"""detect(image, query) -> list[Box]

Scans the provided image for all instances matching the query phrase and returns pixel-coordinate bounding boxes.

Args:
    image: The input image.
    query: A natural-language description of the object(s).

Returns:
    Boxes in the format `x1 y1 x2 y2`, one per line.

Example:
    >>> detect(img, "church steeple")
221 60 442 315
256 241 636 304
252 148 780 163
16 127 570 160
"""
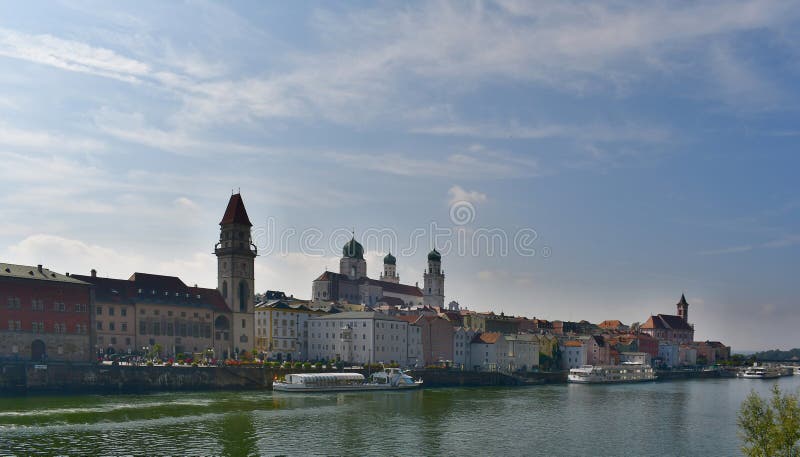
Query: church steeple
215 193 256 355
677 293 689 322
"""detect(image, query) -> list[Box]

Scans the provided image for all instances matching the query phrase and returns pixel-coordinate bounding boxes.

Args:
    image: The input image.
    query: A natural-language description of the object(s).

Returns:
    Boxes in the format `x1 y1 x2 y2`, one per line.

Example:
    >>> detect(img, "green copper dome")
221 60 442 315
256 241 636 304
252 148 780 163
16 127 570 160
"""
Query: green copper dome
383 252 396 265
342 237 364 259
427 248 441 262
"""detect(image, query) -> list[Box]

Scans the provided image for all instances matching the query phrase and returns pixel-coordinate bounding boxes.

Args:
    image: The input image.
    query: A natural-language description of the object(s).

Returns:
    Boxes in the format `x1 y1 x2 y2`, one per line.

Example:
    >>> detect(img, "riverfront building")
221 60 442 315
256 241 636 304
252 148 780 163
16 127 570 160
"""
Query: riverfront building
0 263 92 361
469 332 539 372
308 311 422 367
254 292 326 361
640 294 695 344
74 271 230 357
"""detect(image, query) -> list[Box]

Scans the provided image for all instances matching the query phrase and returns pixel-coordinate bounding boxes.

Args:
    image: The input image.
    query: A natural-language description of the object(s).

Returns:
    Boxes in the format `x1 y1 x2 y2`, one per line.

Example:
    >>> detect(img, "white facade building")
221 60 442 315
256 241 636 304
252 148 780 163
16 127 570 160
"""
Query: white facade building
308 312 417 367
561 341 587 370
453 327 475 369
469 332 540 372
658 342 680 368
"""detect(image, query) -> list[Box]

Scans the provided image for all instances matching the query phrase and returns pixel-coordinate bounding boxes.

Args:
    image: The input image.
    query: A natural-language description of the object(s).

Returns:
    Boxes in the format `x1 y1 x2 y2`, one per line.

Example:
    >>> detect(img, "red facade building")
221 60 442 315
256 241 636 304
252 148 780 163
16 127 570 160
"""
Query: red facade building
0 263 93 361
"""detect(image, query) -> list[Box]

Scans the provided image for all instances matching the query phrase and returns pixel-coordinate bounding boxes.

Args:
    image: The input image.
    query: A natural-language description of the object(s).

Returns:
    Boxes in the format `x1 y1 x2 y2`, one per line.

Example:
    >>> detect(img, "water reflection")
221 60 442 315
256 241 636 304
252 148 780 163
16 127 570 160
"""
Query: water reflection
0 376 798 456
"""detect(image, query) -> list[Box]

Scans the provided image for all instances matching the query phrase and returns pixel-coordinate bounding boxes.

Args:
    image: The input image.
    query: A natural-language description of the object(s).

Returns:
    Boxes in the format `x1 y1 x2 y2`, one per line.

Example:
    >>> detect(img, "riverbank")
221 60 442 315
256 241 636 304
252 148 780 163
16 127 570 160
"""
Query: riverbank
1 362 728 394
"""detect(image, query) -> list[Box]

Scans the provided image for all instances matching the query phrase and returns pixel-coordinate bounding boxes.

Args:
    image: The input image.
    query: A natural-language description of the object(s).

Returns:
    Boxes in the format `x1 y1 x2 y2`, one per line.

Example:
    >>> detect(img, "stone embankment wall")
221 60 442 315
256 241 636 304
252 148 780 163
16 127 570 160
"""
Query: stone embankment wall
0 363 566 393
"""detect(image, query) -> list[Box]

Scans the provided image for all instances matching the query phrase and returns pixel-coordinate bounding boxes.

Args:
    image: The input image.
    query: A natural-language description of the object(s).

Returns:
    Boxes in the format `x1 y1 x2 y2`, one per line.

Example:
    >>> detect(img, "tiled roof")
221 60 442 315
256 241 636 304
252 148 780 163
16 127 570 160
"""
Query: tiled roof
472 332 502 344
641 314 693 331
219 193 252 226
564 340 584 348
312 271 423 297
598 319 625 329
312 311 404 321
72 275 136 303
78 272 230 313
0 263 89 285
592 335 606 347
396 315 422 324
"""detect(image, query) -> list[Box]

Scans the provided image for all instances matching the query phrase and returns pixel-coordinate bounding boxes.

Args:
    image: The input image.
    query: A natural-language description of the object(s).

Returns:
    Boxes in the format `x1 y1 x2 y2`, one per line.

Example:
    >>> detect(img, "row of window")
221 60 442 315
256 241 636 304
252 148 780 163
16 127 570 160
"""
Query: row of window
138 321 212 339
6 320 87 334
96 321 128 332
6 297 88 313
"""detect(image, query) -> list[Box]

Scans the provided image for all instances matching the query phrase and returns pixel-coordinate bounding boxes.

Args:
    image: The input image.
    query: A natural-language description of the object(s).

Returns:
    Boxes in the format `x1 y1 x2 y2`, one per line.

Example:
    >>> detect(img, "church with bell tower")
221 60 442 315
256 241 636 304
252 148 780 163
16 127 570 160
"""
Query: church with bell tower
215 193 256 355
423 248 445 308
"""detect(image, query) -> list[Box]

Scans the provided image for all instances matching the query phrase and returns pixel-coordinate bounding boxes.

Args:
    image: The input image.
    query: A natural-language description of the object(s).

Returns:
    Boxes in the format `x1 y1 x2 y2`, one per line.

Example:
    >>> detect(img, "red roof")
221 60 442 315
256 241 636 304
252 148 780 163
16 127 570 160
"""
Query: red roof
641 314 693 331
396 315 422 324
472 332 502 344
220 193 252 226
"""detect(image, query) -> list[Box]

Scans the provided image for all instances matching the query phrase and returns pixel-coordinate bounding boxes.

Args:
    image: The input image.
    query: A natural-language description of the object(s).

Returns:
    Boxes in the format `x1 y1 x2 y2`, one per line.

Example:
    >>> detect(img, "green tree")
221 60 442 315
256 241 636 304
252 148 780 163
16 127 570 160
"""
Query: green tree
738 385 800 457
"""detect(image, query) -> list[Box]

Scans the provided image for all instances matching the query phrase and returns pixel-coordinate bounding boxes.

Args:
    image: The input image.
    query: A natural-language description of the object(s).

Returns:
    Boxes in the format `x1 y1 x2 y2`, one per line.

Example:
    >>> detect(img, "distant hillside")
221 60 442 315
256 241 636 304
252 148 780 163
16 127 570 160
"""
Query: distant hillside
752 348 800 361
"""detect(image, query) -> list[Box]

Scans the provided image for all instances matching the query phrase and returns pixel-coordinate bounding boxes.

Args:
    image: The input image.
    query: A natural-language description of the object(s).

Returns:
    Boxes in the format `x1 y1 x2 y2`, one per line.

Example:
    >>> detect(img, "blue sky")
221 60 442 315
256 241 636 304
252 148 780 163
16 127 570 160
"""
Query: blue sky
1 1 799 351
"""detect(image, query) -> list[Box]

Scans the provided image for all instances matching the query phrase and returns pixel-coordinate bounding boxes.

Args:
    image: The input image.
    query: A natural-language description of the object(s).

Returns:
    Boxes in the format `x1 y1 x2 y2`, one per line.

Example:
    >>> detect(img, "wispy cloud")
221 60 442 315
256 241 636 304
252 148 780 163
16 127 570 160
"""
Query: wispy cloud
698 245 754 256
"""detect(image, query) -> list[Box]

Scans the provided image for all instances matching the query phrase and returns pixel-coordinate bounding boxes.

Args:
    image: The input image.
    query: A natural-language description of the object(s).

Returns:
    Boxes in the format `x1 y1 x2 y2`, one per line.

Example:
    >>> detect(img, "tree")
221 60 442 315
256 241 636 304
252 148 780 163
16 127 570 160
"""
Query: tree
738 385 800 457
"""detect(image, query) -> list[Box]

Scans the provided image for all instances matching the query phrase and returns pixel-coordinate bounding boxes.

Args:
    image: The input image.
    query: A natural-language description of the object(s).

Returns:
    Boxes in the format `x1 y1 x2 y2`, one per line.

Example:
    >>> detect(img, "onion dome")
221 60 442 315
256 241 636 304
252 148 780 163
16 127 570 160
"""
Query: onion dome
342 237 364 259
427 248 441 262
383 252 396 265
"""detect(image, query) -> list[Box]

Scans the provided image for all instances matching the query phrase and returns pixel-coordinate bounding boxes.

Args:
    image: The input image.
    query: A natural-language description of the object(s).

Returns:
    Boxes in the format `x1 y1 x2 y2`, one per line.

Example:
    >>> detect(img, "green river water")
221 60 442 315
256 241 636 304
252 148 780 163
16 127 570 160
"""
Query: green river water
1 375 798 456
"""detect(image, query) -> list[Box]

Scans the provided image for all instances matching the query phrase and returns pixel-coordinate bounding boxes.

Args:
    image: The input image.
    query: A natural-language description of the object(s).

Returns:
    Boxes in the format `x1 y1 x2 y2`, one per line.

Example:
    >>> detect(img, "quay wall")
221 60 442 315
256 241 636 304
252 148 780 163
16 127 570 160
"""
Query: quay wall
1 363 723 394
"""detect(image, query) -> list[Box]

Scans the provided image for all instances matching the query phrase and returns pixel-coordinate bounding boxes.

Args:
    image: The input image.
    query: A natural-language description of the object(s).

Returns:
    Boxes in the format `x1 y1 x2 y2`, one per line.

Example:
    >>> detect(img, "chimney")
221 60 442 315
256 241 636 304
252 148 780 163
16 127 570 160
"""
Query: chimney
37 264 43 273
91 269 97 278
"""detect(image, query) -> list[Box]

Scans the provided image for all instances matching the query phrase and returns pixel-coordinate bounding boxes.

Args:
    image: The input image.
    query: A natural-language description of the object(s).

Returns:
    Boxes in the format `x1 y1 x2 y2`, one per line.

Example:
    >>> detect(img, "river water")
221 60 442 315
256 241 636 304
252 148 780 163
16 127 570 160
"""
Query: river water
1 375 799 456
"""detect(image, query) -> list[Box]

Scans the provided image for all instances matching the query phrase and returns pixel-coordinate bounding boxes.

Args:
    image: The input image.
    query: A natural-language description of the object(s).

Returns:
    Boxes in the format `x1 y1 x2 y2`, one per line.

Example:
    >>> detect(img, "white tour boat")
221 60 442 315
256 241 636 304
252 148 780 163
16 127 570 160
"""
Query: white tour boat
740 364 781 379
272 368 423 392
568 363 657 384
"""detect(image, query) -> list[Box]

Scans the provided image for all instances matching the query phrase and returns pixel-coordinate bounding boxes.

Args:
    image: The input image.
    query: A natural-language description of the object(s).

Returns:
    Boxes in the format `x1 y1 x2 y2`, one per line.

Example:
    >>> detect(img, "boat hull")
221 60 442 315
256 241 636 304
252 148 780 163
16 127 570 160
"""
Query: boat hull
273 381 423 392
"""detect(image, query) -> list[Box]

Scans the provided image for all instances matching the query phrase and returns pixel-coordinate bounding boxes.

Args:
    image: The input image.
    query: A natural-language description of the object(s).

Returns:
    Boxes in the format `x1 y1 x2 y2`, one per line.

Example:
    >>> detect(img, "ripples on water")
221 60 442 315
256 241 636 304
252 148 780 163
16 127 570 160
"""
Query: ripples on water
1 376 798 456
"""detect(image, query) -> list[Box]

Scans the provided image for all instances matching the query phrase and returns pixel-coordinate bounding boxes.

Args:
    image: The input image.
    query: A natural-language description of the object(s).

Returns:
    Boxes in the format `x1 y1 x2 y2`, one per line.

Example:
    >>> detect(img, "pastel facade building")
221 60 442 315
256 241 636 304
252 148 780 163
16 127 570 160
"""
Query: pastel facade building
0 264 92 362
586 335 611 366
561 340 587 369
254 296 325 361
658 341 680 368
470 332 540 372
308 312 416 367
453 326 476 369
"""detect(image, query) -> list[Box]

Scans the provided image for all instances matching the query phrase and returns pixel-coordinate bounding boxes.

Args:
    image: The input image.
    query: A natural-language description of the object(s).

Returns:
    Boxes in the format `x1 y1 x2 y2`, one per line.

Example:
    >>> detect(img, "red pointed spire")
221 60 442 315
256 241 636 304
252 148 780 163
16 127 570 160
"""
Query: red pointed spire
219 193 252 226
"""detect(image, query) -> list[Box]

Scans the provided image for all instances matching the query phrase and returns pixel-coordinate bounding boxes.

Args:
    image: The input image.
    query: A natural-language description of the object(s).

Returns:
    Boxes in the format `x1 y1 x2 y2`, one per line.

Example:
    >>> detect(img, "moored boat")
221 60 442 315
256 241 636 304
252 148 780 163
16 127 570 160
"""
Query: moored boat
740 364 781 379
273 368 423 392
568 363 656 384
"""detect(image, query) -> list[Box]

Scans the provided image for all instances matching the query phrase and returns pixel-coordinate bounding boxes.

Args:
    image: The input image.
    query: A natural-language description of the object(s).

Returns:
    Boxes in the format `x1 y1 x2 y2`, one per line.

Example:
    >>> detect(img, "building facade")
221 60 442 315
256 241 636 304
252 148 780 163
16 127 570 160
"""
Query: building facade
308 312 415 367
561 340 587 369
640 295 695 344
0 263 92 362
312 238 425 307
254 296 325 361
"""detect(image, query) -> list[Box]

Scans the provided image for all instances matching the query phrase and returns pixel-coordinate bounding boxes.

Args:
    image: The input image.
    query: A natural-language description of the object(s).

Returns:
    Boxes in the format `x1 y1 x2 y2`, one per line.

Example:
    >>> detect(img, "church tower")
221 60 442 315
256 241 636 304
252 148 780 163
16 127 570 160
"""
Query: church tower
340 237 367 280
677 293 689 323
423 248 445 308
215 193 256 356
380 252 399 284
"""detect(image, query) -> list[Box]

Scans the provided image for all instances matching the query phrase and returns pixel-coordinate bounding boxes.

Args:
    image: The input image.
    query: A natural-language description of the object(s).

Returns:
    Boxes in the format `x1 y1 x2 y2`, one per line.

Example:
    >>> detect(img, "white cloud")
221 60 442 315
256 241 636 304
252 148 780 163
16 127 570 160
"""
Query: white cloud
698 245 754 256
0 27 150 83
0 123 105 152
448 185 487 207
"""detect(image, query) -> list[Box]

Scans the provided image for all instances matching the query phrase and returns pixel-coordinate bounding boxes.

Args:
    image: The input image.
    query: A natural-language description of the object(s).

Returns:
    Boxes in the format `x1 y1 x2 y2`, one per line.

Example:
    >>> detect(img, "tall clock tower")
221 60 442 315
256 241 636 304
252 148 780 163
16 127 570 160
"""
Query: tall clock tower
215 193 256 356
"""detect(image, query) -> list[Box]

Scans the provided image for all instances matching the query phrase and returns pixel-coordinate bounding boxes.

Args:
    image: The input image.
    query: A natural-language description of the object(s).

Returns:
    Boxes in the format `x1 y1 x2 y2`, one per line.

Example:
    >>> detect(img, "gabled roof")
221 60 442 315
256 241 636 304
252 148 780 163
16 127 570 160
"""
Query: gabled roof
0 263 89 286
79 272 229 313
592 335 606 347
472 332 502 344
564 340 584 348
220 193 252 226
641 314 693 331
72 275 136 303
365 278 423 297
396 315 422 324
598 319 625 329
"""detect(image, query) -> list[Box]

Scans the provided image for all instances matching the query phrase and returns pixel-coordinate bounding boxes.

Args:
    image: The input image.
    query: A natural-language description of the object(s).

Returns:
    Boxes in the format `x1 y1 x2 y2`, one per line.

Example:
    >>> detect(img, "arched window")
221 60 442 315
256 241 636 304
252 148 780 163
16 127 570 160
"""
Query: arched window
222 281 228 299
239 280 248 312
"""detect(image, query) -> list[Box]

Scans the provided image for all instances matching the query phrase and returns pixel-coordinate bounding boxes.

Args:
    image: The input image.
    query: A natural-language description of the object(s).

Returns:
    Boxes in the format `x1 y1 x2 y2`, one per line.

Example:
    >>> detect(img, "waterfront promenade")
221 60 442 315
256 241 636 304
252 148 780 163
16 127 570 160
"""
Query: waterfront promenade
2 375 796 456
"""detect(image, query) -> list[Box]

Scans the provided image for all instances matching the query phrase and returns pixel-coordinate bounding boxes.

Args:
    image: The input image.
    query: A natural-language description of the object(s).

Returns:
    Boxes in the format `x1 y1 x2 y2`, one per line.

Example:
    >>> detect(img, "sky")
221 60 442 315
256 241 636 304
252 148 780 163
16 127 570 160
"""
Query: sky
1 1 799 352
